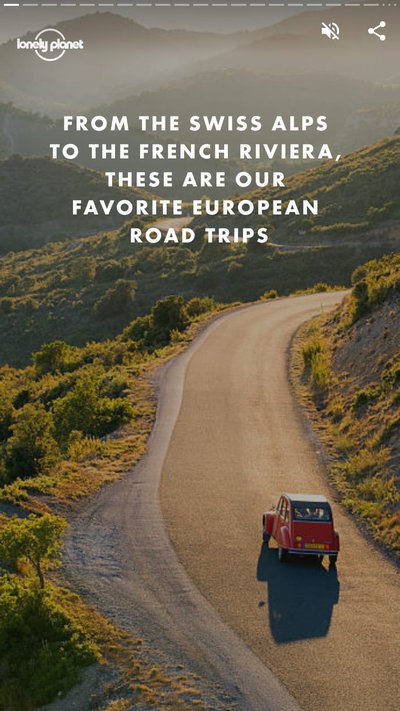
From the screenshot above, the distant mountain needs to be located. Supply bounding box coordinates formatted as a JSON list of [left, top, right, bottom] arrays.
[[0, 12, 248, 116], [0, 155, 153, 253], [0, 101, 241, 200]]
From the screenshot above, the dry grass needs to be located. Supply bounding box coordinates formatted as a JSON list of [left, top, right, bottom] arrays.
[[292, 302, 400, 559], [51, 583, 221, 710]]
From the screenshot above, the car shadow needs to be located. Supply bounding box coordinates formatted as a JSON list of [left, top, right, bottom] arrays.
[[256, 543, 340, 644]]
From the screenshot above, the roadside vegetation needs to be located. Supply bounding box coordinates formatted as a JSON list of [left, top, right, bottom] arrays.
[[0, 511, 225, 710], [0, 294, 222, 507], [0, 293, 226, 709], [293, 254, 400, 557]]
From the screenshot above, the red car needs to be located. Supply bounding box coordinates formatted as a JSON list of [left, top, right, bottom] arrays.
[[262, 493, 339, 564]]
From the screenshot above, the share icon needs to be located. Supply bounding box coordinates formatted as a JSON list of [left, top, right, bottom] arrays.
[[368, 21, 386, 42]]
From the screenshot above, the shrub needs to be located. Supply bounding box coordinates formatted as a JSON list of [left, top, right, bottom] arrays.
[[352, 279, 369, 320], [382, 359, 400, 390], [94, 279, 136, 319], [0, 513, 66, 589], [302, 337, 323, 368], [0, 388, 14, 441], [0, 576, 96, 710], [33, 341, 74, 375], [53, 376, 134, 445], [379, 415, 400, 444], [260, 289, 279, 300], [352, 385, 381, 410], [185, 296, 216, 319], [67, 431, 104, 462], [310, 352, 331, 392], [5, 405, 60, 480], [0, 298, 15, 315], [150, 295, 188, 346], [95, 260, 125, 283], [312, 282, 330, 293]]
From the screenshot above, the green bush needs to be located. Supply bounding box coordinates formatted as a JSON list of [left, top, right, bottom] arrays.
[[95, 260, 125, 283], [5, 405, 60, 481], [53, 376, 134, 445], [352, 279, 369, 319], [150, 295, 188, 346], [94, 279, 136, 319], [302, 337, 323, 368], [185, 296, 216, 319], [0, 513, 66, 589], [353, 385, 381, 409], [0, 388, 14, 441], [33, 341, 75, 375], [0, 576, 96, 710], [310, 352, 331, 392], [382, 358, 400, 390], [122, 314, 152, 347]]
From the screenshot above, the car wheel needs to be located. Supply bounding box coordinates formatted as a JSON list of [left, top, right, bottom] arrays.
[[278, 547, 287, 563], [330, 554, 338, 565], [317, 555, 324, 564], [262, 530, 270, 545]]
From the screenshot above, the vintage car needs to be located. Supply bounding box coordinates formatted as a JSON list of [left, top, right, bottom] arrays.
[[262, 493, 339, 563]]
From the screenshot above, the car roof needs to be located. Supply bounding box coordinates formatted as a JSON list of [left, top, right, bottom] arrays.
[[284, 493, 329, 504]]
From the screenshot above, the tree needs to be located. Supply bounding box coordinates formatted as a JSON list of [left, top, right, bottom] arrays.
[[0, 514, 66, 589], [0, 385, 14, 441], [53, 377, 99, 444], [185, 296, 216, 319], [150, 295, 188, 345], [33, 341, 73, 375], [53, 375, 134, 445], [94, 279, 136, 319], [5, 404, 60, 480]]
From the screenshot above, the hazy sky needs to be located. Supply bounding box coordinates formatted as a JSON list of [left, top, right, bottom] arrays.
[[0, 6, 300, 42]]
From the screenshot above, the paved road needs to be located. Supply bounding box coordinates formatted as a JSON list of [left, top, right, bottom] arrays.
[[65, 294, 400, 710], [161, 294, 400, 710]]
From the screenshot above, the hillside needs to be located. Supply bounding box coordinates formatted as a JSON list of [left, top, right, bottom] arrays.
[[0, 230, 394, 368], [99, 71, 400, 158], [0, 138, 398, 365], [0, 103, 54, 160], [295, 254, 400, 556], [199, 137, 400, 243], [0, 155, 154, 253], [0, 102, 240, 200]]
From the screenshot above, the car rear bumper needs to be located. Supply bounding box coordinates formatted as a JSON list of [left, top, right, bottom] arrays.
[[287, 548, 338, 556]]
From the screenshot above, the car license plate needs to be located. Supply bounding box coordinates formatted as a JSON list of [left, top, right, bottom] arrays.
[[304, 543, 325, 550]]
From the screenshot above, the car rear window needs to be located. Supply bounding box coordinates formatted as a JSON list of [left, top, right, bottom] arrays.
[[292, 505, 331, 522]]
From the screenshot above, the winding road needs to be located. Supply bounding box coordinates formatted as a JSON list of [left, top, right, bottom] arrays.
[[64, 294, 400, 710]]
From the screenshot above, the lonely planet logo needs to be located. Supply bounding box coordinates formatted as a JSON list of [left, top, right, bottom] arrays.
[[17, 28, 84, 62]]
